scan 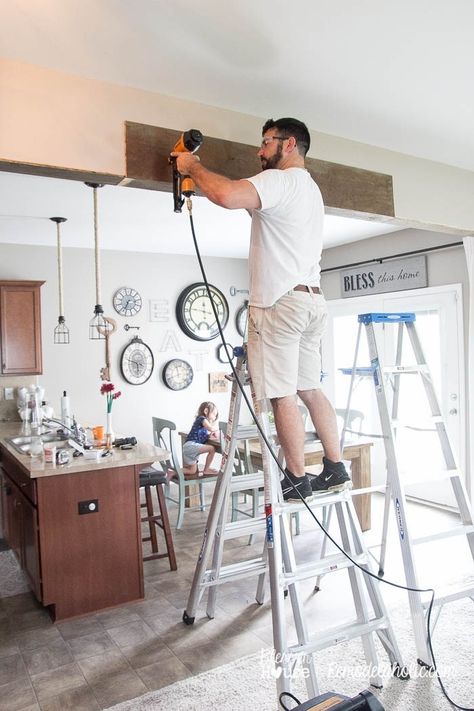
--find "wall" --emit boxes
[321,229,467,301]
[1,59,474,232]
[321,229,471,492]
[0,243,248,444]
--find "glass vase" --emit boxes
[105,412,114,448]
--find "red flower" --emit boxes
[100,382,121,412]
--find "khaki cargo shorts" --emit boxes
[247,290,328,401]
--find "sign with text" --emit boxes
[341,255,427,298]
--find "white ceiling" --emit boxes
[1,0,472,171]
[1,0,470,256]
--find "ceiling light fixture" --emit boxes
[50,216,70,345]
[86,182,112,340]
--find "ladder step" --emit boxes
[275,489,352,515]
[289,617,389,656]
[229,473,264,492]
[282,552,368,585]
[402,468,463,486]
[413,524,474,546]
[201,557,267,587]
[383,365,429,374]
[422,583,474,608]
[223,516,265,540]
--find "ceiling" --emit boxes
[2,0,470,256]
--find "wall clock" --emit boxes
[120,336,154,385]
[113,286,142,317]
[162,358,194,390]
[236,300,249,338]
[217,342,234,364]
[176,283,229,341]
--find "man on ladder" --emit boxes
[175,117,351,499]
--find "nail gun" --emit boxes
[169,129,203,212]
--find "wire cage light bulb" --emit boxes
[50,216,70,345]
[89,304,113,340]
[54,315,70,344]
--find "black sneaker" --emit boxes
[281,469,313,502]
[309,457,352,493]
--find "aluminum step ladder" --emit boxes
[343,312,474,668]
[183,347,406,701]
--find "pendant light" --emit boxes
[50,216,70,344]
[86,182,112,340]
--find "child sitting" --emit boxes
[182,401,220,476]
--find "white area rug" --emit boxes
[0,549,29,598]
[106,597,474,711]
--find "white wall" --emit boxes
[0,242,248,444]
[1,59,474,232]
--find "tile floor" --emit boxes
[0,490,468,711]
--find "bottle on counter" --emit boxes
[60,390,71,430]
[42,401,54,419]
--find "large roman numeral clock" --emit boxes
[176,283,229,341]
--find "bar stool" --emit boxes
[139,466,177,570]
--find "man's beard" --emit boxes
[261,143,283,170]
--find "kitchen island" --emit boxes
[0,422,169,621]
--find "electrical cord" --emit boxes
[184,199,473,710]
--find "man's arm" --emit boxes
[173,153,261,210]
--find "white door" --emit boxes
[323,285,464,508]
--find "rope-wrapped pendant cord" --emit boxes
[56,221,64,318]
[93,185,102,306]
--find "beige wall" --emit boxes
[1,59,474,232]
[0,242,249,443]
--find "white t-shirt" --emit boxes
[246,167,324,308]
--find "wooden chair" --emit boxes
[335,408,365,438]
[152,417,219,529]
[139,466,177,570]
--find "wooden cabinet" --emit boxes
[0,465,41,598]
[0,446,144,621]
[0,280,44,374]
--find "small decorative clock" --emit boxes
[217,342,234,364]
[176,283,229,341]
[236,300,249,338]
[113,286,142,317]
[120,336,154,385]
[162,359,194,391]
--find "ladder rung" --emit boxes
[275,489,352,515]
[422,584,474,608]
[223,516,265,540]
[230,473,264,492]
[231,424,277,440]
[413,524,474,546]
[201,557,267,587]
[289,617,388,656]
[282,552,368,585]
[403,468,463,486]
[383,365,429,374]
[392,417,443,429]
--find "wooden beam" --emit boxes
[125,121,395,217]
[0,159,123,186]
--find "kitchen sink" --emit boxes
[5,433,70,455]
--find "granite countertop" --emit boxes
[0,422,169,479]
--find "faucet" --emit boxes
[43,416,86,447]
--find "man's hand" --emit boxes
[170,151,261,210]
[171,152,201,176]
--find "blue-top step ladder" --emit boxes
[342,312,474,668]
